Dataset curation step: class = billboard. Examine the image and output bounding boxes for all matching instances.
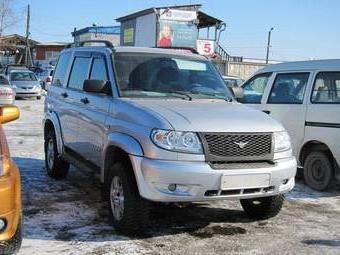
[159,9,197,22]
[157,20,198,48]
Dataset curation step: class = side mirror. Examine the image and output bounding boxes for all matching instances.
[0,105,20,124]
[83,79,111,95]
[232,87,244,99]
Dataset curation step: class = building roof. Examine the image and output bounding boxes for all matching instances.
[72,26,121,36]
[0,34,39,46]
[260,59,340,73]
[36,42,68,47]
[116,4,202,22]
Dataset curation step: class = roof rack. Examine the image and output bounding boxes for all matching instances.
[66,40,114,49]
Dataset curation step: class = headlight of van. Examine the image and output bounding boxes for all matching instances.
[151,129,203,154]
[273,131,291,152]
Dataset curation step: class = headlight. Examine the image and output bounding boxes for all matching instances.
[151,129,203,154]
[274,131,291,152]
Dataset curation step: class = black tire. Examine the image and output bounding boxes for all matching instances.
[0,218,22,255]
[303,151,333,191]
[44,129,69,179]
[106,161,149,235]
[240,195,285,220]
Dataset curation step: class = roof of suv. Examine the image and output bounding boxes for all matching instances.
[260,59,340,73]
[65,46,207,61]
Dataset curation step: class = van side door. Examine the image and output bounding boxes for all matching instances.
[262,72,311,155]
[306,71,340,167]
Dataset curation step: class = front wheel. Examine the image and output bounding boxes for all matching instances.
[240,195,285,220]
[303,151,333,191]
[44,129,69,179]
[107,161,149,235]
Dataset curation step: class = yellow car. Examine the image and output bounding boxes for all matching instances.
[0,106,21,255]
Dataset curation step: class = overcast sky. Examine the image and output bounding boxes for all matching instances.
[8,0,340,61]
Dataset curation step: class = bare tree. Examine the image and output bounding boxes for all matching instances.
[0,0,17,36]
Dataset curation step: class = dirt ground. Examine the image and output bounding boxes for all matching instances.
[4,98,340,255]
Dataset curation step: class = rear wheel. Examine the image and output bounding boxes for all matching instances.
[240,195,285,220]
[107,161,149,235]
[303,151,333,191]
[44,129,69,179]
[0,218,22,255]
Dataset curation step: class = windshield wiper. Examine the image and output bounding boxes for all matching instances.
[165,91,192,101]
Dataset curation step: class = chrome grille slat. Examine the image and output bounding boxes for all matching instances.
[200,133,273,162]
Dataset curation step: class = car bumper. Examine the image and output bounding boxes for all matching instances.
[0,161,21,241]
[0,98,15,105]
[130,156,297,202]
[15,88,41,97]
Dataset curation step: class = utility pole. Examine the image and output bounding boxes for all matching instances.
[25,4,31,66]
[265,27,274,64]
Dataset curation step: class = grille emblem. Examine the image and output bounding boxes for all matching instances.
[233,141,249,149]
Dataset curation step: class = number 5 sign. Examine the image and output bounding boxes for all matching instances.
[197,40,215,56]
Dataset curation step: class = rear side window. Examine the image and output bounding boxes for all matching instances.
[311,72,340,104]
[239,73,272,104]
[68,57,91,90]
[53,52,71,86]
[90,58,108,81]
[268,73,309,104]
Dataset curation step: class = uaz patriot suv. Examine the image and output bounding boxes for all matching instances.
[43,41,296,234]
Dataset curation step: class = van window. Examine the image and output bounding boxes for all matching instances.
[90,58,108,81]
[68,57,91,90]
[311,72,340,104]
[53,52,71,86]
[268,73,309,104]
[239,73,272,104]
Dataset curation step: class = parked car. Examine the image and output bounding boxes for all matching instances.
[0,75,15,105]
[38,68,54,90]
[223,75,244,88]
[0,105,22,254]
[238,59,340,191]
[44,41,296,235]
[9,70,42,100]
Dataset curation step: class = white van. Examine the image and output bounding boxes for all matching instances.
[239,59,340,191]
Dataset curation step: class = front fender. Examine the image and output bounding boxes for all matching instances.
[43,111,64,155]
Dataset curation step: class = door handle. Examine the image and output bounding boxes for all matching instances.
[80,97,90,104]
[60,92,68,98]
[263,110,271,114]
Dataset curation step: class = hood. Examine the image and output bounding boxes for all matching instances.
[11,80,40,88]
[127,98,285,133]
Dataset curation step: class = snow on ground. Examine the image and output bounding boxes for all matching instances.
[3,98,340,255]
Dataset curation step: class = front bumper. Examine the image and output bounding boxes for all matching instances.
[15,88,41,97]
[0,161,21,241]
[130,156,297,202]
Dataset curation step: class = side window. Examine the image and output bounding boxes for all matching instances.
[90,58,108,81]
[52,52,71,86]
[239,73,272,103]
[68,57,91,90]
[268,73,309,104]
[311,72,340,104]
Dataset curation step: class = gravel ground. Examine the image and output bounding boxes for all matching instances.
[3,98,340,255]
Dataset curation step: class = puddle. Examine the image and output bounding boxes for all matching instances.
[189,225,246,238]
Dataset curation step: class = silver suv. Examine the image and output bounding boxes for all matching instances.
[43,41,297,234]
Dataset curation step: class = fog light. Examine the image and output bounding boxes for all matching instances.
[168,184,177,192]
[0,218,6,232]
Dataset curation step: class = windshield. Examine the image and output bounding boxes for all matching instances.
[114,52,233,100]
[10,72,37,81]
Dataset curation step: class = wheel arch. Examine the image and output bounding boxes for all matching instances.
[43,112,64,155]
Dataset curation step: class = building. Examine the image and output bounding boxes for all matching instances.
[71,26,121,46]
[0,34,39,66]
[35,42,68,67]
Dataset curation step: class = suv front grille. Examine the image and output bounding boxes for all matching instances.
[200,133,273,162]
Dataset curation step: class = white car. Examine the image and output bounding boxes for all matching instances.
[9,70,42,100]
[0,75,15,105]
[239,59,340,191]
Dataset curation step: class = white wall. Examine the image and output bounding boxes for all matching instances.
[135,13,156,47]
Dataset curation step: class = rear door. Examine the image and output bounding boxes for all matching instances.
[262,72,311,154]
[76,53,111,163]
[306,71,340,166]
[61,52,92,151]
